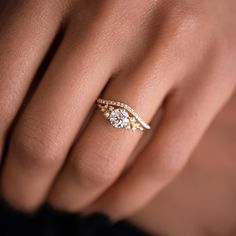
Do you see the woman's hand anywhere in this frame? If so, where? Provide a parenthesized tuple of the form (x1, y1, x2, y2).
(0, 0, 235, 220)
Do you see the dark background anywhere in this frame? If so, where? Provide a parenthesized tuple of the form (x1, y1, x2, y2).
(0, 197, 149, 236)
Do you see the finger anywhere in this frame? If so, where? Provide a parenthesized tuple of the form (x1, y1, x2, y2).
(0, 1, 65, 158)
(1, 15, 117, 211)
(85, 68, 236, 219)
(48, 8, 207, 211)
(48, 27, 193, 212)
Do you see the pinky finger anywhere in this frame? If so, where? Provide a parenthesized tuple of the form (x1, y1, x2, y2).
(84, 75, 235, 219)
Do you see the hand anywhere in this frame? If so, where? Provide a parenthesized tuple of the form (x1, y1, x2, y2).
(0, 0, 235, 220)
(129, 93, 236, 235)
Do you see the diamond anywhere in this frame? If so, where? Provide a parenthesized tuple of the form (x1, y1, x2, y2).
(97, 98, 151, 130)
(104, 111, 110, 118)
(109, 108, 130, 128)
(129, 117, 136, 123)
(109, 106, 114, 111)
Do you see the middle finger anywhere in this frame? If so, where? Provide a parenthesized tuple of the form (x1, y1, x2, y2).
(1, 18, 116, 211)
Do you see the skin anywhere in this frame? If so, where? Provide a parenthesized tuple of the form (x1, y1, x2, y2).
(130, 92, 236, 236)
(0, 0, 236, 234)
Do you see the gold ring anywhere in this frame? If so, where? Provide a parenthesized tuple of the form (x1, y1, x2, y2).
(96, 98, 151, 131)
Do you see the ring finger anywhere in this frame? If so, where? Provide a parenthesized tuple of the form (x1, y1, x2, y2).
(48, 41, 184, 211)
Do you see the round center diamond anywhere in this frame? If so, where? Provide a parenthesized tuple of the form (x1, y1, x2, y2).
(109, 108, 130, 128)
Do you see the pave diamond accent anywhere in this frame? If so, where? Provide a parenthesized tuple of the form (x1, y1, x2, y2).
(97, 98, 150, 131)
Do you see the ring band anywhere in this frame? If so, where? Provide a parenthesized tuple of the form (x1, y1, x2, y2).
(96, 98, 151, 131)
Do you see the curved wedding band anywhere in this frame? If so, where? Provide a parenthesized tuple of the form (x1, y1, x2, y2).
(96, 98, 151, 131)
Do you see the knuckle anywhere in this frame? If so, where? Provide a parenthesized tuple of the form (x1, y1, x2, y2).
(3, 194, 37, 213)
(11, 0, 68, 22)
(158, 154, 183, 176)
(2, 182, 37, 213)
(11, 129, 61, 169)
(167, 1, 202, 34)
(49, 199, 77, 213)
(149, 151, 185, 181)
(21, 0, 64, 11)
(70, 153, 117, 187)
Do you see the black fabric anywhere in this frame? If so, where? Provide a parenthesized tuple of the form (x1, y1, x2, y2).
(0, 197, 149, 236)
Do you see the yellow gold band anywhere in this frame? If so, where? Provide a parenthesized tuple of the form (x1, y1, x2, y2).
(96, 98, 151, 131)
